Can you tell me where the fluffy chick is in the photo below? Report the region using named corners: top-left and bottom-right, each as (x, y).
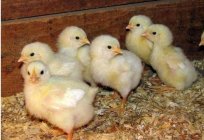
top-left (90, 35), bottom-right (143, 110)
top-left (57, 26), bottom-right (96, 86)
top-left (126, 15), bottom-right (153, 64)
top-left (24, 61), bottom-right (98, 140)
top-left (18, 42), bottom-right (83, 80)
top-left (199, 31), bottom-right (204, 46)
top-left (142, 24), bottom-right (197, 90)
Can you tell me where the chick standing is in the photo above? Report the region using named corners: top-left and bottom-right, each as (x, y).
top-left (24, 61), bottom-right (98, 140)
top-left (90, 35), bottom-right (143, 111)
top-left (126, 15), bottom-right (153, 64)
top-left (142, 24), bottom-right (197, 90)
top-left (18, 42), bottom-right (83, 80)
top-left (57, 26), bottom-right (96, 86)
top-left (199, 31), bottom-right (204, 46)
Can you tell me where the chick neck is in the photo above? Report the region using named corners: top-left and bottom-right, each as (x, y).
top-left (59, 47), bottom-right (78, 58)
top-left (40, 50), bottom-right (55, 64)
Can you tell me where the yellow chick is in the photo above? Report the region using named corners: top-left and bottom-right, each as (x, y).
top-left (24, 61), bottom-right (98, 140)
top-left (142, 24), bottom-right (197, 90)
top-left (126, 15), bottom-right (153, 64)
top-left (18, 42), bottom-right (83, 80)
top-left (199, 31), bottom-right (204, 46)
top-left (57, 26), bottom-right (96, 86)
top-left (90, 35), bottom-right (143, 111)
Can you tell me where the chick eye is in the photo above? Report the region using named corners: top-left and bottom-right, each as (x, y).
top-left (152, 32), bottom-right (157, 35)
top-left (40, 70), bottom-right (44, 75)
top-left (30, 52), bottom-right (35, 56)
top-left (107, 45), bottom-right (112, 49)
top-left (75, 36), bottom-right (80, 40)
top-left (27, 71), bottom-right (30, 75)
top-left (136, 24), bottom-right (140, 27)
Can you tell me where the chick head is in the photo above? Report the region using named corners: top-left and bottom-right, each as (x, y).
top-left (126, 15), bottom-right (152, 31)
top-left (199, 31), bottom-right (204, 46)
top-left (18, 42), bottom-right (54, 63)
top-left (90, 35), bottom-right (122, 59)
top-left (25, 61), bottom-right (50, 84)
top-left (142, 24), bottom-right (173, 47)
top-left (57, 26), bottom-right (90, 49)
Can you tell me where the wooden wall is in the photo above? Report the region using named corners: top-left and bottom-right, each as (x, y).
top-left (2, 0), bottom-right (204, 96)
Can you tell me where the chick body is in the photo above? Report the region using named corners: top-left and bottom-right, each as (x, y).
top-left (24, 61), bottom-right (97, 138)
top-left (143, 24), bottom-right (197, 90)
top-left (57, 26), bottom-right (96, 86)
top-left (126, 15), bottom-right (153, 64)
top-left (90, 35), bottom-right (143, 100)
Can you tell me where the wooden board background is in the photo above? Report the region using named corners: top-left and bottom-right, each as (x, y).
top-left (2, 0), bottom-right (204, 96)
top-left (2, 0), bottom-right (154, 20)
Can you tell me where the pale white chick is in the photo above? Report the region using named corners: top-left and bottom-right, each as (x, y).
top-left (199, 31), bottom-right (204, 46)
top-left (90, 35), bottom-right (143, 111)
top-left (24, 61), bottom-right (98, 140)
top-left (18, 42), bottom-right (83, 80)
top-left (126, 15), bottom-right (153, 64)
top-left (57, 26), bottom-right (96, 86)
top-left (142, 24), bottom-right (197, 90)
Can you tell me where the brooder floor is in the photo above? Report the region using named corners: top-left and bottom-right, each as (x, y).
top-left (2, 60), bottom-right (204, 140)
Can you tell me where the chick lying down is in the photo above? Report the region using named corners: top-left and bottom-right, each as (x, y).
top-left (142, 24), bottom-right (197, 90)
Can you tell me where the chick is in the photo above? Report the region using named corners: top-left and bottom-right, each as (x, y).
top-left (24, 61), bottom-right (98, 140)
top-left (57, 26), bottom-right (96, 86)
top-left (126, 15), bottom-right (153, 64)
top-left (199, 31), bottom-right (204, 46)
top-left (142, 24), bottom-right (197, 90)
top-left (90, 35), bottom-right (143, 111)
top-left (18, 42), bottom-right (83, 80)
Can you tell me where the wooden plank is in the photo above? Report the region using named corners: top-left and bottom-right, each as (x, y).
top-left (2, 0), bottom-right (153, 20)
top-left (2, 0), bottom-right (204, 96)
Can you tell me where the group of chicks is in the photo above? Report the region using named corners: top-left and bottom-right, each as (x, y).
top-left (18, 15), bottom-right (201, 140)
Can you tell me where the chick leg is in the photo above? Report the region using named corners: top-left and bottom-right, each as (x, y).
top-left (120, 97), bottom-right (127, 114)
top-left (67, 129), bottom-right (73, 140)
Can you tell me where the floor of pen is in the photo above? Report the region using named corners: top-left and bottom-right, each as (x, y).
top-left (2, 59), bottom-right (204, 140)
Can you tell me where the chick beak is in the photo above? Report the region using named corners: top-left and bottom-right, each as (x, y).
top-left (18, 55), bottom-right (28, 63)
top-left (30, 69), bottom-right (39, 84)
top-left (199, 40), bottom-right (204, 47)
top-left (113, 47), bottom-right (123, 55)
top-left (141, 32), bottom-right (148, 38)
top-left (126, 24), bottom-right (134, 31)
top-left (81, 38), bottom-right (90, 45)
